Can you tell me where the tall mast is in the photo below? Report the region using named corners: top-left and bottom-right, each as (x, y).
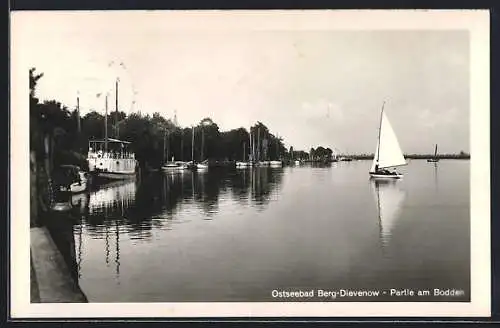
top-left (376, 101), bottom-right (385, 165)
top-left (257, 126), bottom-right (261, 162)
top-left (115, 78), bottom-right (119, 138)
top-left (76, 93), bottom-right (81, 134)
top-left (243, 142), bottom-right (246, 161)
top-left (201, 127), bottom-right (204, 162)
top-left (250, 129), bottom-right (253, 162)
top-left (163, 129), bottom-right (167, 163)
top-left (434, 144), bottom-right (438, 157)
top-left (180, 132), bottom-right (184, 161)
top-left (191, 126), bottom-right (195, 162)
top-left (105, 94), bottom-right (108, 153)
top-left (167, 131), bottom-right (170, 162)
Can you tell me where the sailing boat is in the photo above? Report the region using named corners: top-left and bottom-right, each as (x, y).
top-left (269, 133), bottom-right (283, 167)
top-left (427, 144), bottom-right (440, 162)
top-left (371, 179), bottom-right (406, 248)
top-left (196, 126), bottom-right (209, 171)
top-left (236, 141), bottom-right (249, 168)
top-left (162, 130), bottom-right (182, 171)
top-left (369, 102), bottom-right (407, 179)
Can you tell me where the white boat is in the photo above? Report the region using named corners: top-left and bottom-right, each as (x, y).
top-left (371, 179), bottom-right (406, 247)
top-left (87, 89), bottom-right (137, 180)
top-left (258, 161), bottom-right (270, 167)
top-left (87, 139), bottom-right (137, 180)
top-left (294, 160), bottom-right (300, 166)
top-left (236, 161), bottom-right (249, 168)
top-left (197, 160), bottom-right (209, 171)
top-left (269, 160), bottom-right (282, 167)
top-left (60, 165), bottom-right (89, 193)
top-left (369, 102), bottom-right (407, 179)
top-left (162, 156), bottom-right (184, 171)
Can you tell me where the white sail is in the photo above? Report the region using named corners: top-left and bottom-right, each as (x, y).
top-left (371, 180), bottom-right (406, 245)
top-left (371, 110), bottom-right (406, 171)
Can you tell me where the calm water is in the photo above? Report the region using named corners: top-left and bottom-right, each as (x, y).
top-left (69, 160), bottom-right (470, 302)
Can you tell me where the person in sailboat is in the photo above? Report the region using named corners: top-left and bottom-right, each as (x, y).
top-left (373, 164), bottom-right (398, 176)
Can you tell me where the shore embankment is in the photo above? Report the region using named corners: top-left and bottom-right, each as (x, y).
top-left (30, 226), bottom-right (87, 303)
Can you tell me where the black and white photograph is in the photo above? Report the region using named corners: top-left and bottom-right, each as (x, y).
top-left (10, 10), bottom-right (490, 318)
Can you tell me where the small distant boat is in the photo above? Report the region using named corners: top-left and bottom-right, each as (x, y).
top-left (197, 160), bottom-right (209, 171)
top-left (427, 144), bottom-right (440, 163)
top-left (162, 156), bottom-right (183, 171)
top-left (369, 102), bottom-right (407, 179)
top-left (294, 160), bottom-right (300, 166)
top-left (236, 162), bottom-right (249, 168)
top-left (340, 156), bottom-right (353, 162)
top-left (258, 161), bottom-right (270, 167)
top-left (236, 141), bottom-right (250, 168)
top-left (270, 160), bottom-right (282, 167)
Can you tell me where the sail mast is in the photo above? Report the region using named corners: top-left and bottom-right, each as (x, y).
top-left (191, 126), bottom-right (195, 162)
top-left (115, 78), bottom-right (119, 138)
top-left (180, 133), bottom-right (184, 161)
top-left (163, 130), bottom-right (166, 163)
top-left (166, 130), bottom-right (170, 163)
top-left (434, 144), bottom-right (438, 157)
top-left (376, 101), bottom-right (385, 165)
top-left (249, 130), bottom-right (252, 162)
top-left (257, 126), bottom-right (261, 162)
top-left (201, 127), bottom-right (204, 162)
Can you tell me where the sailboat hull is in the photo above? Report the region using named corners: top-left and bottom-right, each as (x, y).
top-left (236, 161), bottom-right (250, 168)
top-left (427, 159), bottom-right (440, 162)
top-left (369, 172), bottom-right (403, 179)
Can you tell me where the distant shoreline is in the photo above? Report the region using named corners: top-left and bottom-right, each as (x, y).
top-left (347, 154), bottom-right (470, 160)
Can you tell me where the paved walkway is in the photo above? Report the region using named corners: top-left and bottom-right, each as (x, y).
top-left (30, 227), bottom-right (87, 303)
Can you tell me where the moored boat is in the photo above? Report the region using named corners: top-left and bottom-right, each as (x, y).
top-left (196, 160), bottom-right (209, 171)
top-left (236, 161), bottom-right (250, 168)
top-left (269, 160), bottom-right (282, 167)
top-left (87, 138), bottom-right (137, 181)
top-left (58, 164), bottom-right (90, 194)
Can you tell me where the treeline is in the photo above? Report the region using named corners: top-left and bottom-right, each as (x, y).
top-left (30, 68), bottom-right (297, 170)
top-left (288, 146), bottom-right (335, 161)
top-left (348, 153), bottom-right (471, 160)
top-left (84, 112), bottom-right (290, 170)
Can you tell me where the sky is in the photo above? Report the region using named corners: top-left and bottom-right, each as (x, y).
top-left (14, 11), bottom-right (470, 154)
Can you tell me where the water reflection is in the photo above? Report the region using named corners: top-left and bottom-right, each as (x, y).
top-left (370, 179), bottom-right (406, 249)
top-left (71, 168), bottom-right (285, 279)
top-left (433, 162), bottom-right (439, 192)
top-left (77, 168), bottom-right (285, 229)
